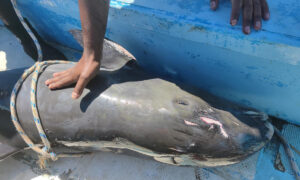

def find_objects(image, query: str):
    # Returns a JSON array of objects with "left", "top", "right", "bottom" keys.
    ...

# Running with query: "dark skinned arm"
[
  {"left": 45, "top": 0, "right": 110, "bottom": 99},
  {"left": 210, "top": 0, "right": 270, "bottom": 34}
]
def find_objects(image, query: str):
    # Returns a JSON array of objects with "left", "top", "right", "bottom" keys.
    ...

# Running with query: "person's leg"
[{"left": 45, "top": 0, "right": 110, "bottom": 99}]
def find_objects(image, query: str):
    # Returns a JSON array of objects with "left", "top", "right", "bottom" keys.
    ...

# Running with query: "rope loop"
[{"left": 10, "top": 60, "right": 74, "bottom": 161}]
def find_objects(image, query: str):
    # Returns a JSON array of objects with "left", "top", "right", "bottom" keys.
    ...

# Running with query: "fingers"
[
  {"left": 230, "top": 0, "right": 242, "bottom": 26},
  {"left": 53, "top": 70, "right": 68, "bottom": 77},
  {"left": 45, "top": 70, "right": 70, "bottom": 86},
  {"left": 210, "top": 0, "right": 219, "bottom": 11},
  {"left": 47, "top": 76, "right": 75, "bottom": 90},
  {"left": 260, "top": 0, "right": 270, "bottom": 20},
  {"left": 230, "top": 0, "right": 269, "bottom": 34},
  {"left": 45, "top": 69, "right": 69, "bottom": 86},
  {"left": 72, "top": 75, "right": 90, "bottom": 99},
  {"left": 46, "top": 68, "right": 75, "bottom": 88},
  {"left": 45, "top": 76, "right": 61, "bottom": 86},
  {"left": 242, "top": 0, "right": 253, "bottom": 34},
  {"left": 253, "top": 0, "right": 262, "bottom": 30}
]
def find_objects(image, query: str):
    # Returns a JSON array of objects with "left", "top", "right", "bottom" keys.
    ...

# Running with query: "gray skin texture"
[{"left": 0, "top": 40, "right": 273, "bottom": 167}]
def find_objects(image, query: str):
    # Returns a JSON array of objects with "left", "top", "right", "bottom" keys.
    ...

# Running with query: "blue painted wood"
[
  {"left": 16, "top": 0, "right": 300, "bottom": 125},
  {"left": 255, "top": 140, "right": 295, "bottom": 180},
  {"left": 278, "top": 124, "right": 300, "bottom": 177}
]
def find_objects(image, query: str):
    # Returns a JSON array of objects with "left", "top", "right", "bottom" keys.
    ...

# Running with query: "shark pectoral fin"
[{"left": 0, "top": 142, "right": 23, "bottom": 161}]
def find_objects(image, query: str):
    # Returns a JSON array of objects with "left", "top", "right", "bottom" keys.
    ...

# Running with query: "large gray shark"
[{"left": 0, "top": 39, "right": 273, "bottom": 167}]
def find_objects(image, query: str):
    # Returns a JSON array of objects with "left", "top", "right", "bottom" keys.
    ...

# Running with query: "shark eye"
[{"left": 174, "top": 98, "right": 189, "bottom": 106}]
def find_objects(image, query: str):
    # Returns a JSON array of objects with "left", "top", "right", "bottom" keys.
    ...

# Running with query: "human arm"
[{"left": 45, "top": 0, "right": 110, "bottom": 99}]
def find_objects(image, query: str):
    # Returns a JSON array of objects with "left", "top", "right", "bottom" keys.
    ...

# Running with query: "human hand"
[
  {"left": 210, "top": 0, "right": 270, "bottom": 34},
  {"left": 45, "top": 57, "right": 100, "bottom": 99}
]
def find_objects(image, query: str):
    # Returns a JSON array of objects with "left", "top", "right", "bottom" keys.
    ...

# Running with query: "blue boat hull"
[{"left": 16, "top": 0, "right": 300, "bottom": 124}]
